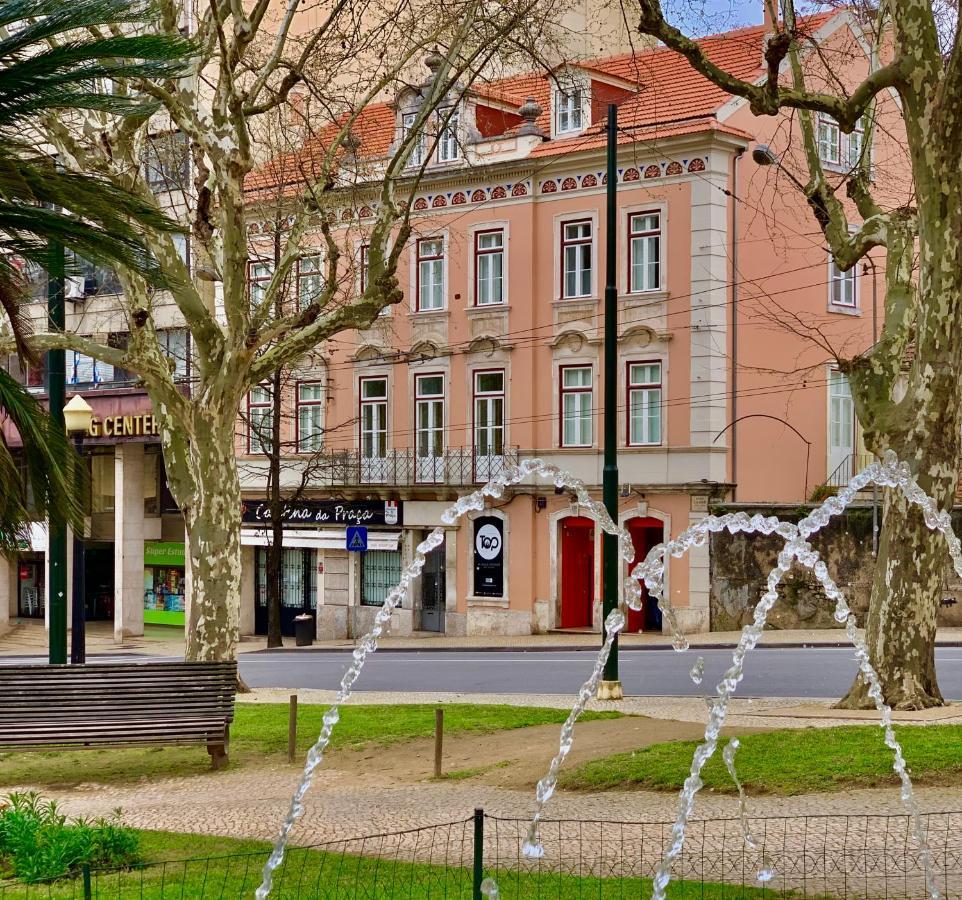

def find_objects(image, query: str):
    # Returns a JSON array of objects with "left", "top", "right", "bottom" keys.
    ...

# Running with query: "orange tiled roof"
[{"left": 246, "top": 13, "right": 837, "bottom": 194}]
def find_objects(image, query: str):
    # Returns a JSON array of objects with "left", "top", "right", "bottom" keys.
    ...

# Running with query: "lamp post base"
[{"left": 596, "top": 679, "right": 624, "bottom": 701}]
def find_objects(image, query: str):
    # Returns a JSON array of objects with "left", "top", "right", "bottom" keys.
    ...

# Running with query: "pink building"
[{"left": 237, "top": 8, "right": 910, "bottom": 640}]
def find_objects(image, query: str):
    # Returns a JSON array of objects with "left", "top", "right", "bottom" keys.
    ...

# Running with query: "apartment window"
[
  {"left": 475, "top": 229, "right": 504, "bottom": 305},
  {"left": 560, "top": 366, "right": 592, "bottom": 447},
  {"left": 144, "top": 132, "right": 189, "bottom": 190},
  {"left": 415, "top": 374, "right": 445, "bottom": 482},
  {"left": 157, "top": 328, "right": 190, "bottom": 381},
  {"left": 247, "top": 385, "right": 273, "bottom": 454},
  {"left": 298, "top": 254, "right": 323, "bottom": 310},
  {"left": 555, "top": 89, "right": 583, "bottom": 134},
  {"left": 828, "top": 370, "right": 855, "bottom": 477},
  {"left": 473, "top": 370, "right": 504, "bottom": 479},
  {"left": 359, "top": 243, "right": 370, "bottom": 294},
  {"left": 437, "top": 107, "right": 460, "bottom": 162},
  {"left": 359, "top": 377, "right": 388, "bottom": 480},
  {"left": 829, "top": 256, "right": 857, "bottom": 309},
  {"left": 67, "top": 350, "right": 112, "bottom": 386},
  {"left": 416, "top": 238, "right": 445, "bottom": 311},
  {"left": 628, "top": 212, "right": 661, "bottom": 292},
  {"left": 297, "top": 382, "right": 324, "bottom": 453},
  {"left": 627, "top": 362, "right": 662, "bottom": 446},
  {"left": 561, "top": 220, "right": 592, "bottom": 299},
  {"left": 248, "top": 260, "right": 273, "bottom": 307},
  {"left": 818, "top": 114, "right": 867, "bottom": 167},
  {"left": 401, "top": 112, "right": 426, "bottom": 167},
  {"left": 361, "top": 549, "right": 402, "bottom": 606}
]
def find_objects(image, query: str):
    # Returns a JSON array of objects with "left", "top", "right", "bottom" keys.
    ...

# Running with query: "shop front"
[{"left": 143, "top": 541, "right": 186, "bottom": 626}]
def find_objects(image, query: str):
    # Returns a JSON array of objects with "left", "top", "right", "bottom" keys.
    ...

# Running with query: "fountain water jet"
[{"left": 257, "top": 451, "right": 958, "bottom": 900}]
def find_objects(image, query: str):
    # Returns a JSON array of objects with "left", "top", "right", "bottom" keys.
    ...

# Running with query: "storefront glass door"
[{"left": 254, "top": 547, "right": 317, "bottom": 636}]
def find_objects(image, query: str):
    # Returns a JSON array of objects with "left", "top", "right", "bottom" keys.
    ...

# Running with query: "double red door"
[{"left": 560, "top": 517, "right": 594, "bottom": 628}]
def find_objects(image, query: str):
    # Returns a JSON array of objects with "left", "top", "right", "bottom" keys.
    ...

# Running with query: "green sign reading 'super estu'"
[{"left": 144, "top": 541, "right": 185, "bottom": 567}]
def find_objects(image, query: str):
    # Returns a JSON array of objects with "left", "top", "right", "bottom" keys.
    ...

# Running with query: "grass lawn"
[
  {"left": 0, "top": 829, "right": 780, "bottom": 898},
  {"left": 560, "top": 724, "right": 962, "bottom": 795},
  {"left": 0, "top": 704, "right": 620, "bottom": 789}
]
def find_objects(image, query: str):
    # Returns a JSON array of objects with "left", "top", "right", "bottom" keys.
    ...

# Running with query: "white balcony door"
[
  {"left": 828, "top": 371, "right": 855, "bottom": 481},
  {"left": 360, "top": 378, "right": 388, "bottom": 483},
  {"left": 416, "top": 374, "right": 445, "bottom": 483},
  {"left": 474, "top": 371, "right": 504, "bottom": 481}
]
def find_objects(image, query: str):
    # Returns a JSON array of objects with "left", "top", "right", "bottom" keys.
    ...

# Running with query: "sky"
[{"left": 664, "top": 0, "right": 823, "bottom": 36}]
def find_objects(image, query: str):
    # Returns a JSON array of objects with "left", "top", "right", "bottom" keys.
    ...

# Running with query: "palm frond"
[{"left": 0, "top": 369, "right": 82, "bottom": 551}]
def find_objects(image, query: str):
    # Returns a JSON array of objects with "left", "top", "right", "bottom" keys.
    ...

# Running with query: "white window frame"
[
  {"left": 473, "top": 369, "right": 505, "bottom": 481},
  {"left": 416, "top": 237, "right": 446, "bottom": 311},
  {"left": 296, "top": 381, "right": 325, "bottom": 453},
  {"left": 474, "top": 228, "right": 505, "bottom": 306},
  {"left": 359, "top": 376, "right": 388, "bottom": 481},
  {"left": 829, "top": 254, "right": 858, "bottom": 310},
  {"left": 561, "top": 219, "right": 593, "bottom": 299},
  {"left": 247, "top": 384, "right": 273, "bottom": 455},
  {"left": 627, "top": 361, "right": 663, "bottom": 447},
  {"left": 415, "top": 373, "right": 445, "bottom": 482},
  {"left": 560, "top": 365, "right": 593, "bottom": 448},
  {"left": 401, "top": 111, "right": 426, "bottom": 167},
  {"left": 437, "top": 107, "right": 460, "bottom": 162},
  {"left": 554, "top": 86, "right": 585, "bottom": 136},
  {"left": 628, "top": 211, "right": 662, "bottom": 294},
  {"left": 297, "top": 253, "right": 324, "bottom": 310}
]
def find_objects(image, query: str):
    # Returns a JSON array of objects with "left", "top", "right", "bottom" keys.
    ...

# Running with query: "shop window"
[
  {"left": 361, "top": 549, "right": 402, "bottom": 606},
  {"left": 256, "top": 547, "right": 317, "bottom": 609},
  {"left": 89, "top": 452, "right": 115, "bottom": 513},
  {"left": 143, "top": 541, "right": 186, "bottom": 625}
]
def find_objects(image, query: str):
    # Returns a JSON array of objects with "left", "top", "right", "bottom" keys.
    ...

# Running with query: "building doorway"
[
  {"left": 420, "top": 534, "right": 446, "bottom": 632},
  {"left": 560, "top": 516, "right": 594, "bottom": 628},
  {"left": 254, "top": 547, "right": 317, "bottom": 637},
  {"left": 625, "top": 516, "right": 664, "bottom": 632},
  {"left": 84, "top": 545, "right": 114, "bottom": 621},
  {"left": 17, "top": 555, "right": 44, "bottom": 619}
]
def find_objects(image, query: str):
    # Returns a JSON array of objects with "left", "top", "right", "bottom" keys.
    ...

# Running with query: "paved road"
[
  {"left": 7, "top": 648, "right": 962, "bottom": 699},
  {"left": 233, "top": 647, "right": 962, "bottom": 699}
]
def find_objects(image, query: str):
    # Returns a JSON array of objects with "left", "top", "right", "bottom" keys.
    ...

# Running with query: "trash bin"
[{"left": 294, "top": 614, "right": 314, "bottom": 647}]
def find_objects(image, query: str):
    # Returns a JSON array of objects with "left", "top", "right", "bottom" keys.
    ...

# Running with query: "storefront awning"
[{"left": 240, "top": 528, "right": 401, "bottom": 551}]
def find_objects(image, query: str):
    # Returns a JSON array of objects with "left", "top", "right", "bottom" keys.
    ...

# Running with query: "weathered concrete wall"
[{"left": 709, "top": 505, "right": 962, "bottom": 631}]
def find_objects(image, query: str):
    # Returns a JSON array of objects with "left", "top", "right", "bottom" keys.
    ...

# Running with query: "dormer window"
[
  {"left": 818, "top": 113, "right": 867, "bottom": 168},
  {"left": 555, "top": 88, "right": 584, "bottom": 135},
  {"left": 437, "top": 107, "right": 460, "bottom": 162},
  {"left": 401, "top": 112, "right": 426, "bottom": 167}
]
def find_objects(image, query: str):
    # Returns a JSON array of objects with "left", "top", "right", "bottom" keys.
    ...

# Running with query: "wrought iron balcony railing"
[{"left": 299, "top": 447, "right": 520, "bottom": 488}]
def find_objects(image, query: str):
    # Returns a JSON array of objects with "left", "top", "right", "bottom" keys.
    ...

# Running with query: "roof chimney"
[{"left": 763, "top": 0, "right": 780, "bottom": 32}]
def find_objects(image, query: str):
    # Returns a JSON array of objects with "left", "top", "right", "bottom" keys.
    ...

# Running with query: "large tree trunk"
[
  {"left": 838, "top": 490, "right": 946, "bottom": 709},
  {"left": 184, "top": 416, "right": 243, "bottom": 661}
]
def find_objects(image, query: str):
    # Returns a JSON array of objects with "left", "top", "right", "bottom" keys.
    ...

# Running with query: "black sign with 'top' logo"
[{"left": 473, "top": 516, "right": 504, "bottom": 597}]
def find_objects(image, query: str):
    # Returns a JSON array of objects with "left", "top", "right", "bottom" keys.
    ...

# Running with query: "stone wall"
[{"left": 709, "top": 505, "right": 962, "bottom": 631}]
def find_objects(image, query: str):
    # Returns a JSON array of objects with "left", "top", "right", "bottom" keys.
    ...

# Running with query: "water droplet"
[
  {"left": 480, "top": 878, "right": 501, "bottom": 897},
  {"left": 689, "top": 657, "right": 704, "bottom": 685},
  {"left": 756, "top": 864, "right": 774, "bottom": 883},
  {"left": 522, "top": 840, "right": 545, "bottom": 859}
]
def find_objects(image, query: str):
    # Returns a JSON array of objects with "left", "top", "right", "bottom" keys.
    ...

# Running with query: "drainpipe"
[{"left": 730, "top": 148, "right": 744, "bottom": 501}]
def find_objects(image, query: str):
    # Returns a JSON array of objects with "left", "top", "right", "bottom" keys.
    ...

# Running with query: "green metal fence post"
[
  {"left": 82, "top": 863, "right": 92, "bottom": 899},
  {"left": 473, "top": 807, "right": 484, "bottom": 899}
]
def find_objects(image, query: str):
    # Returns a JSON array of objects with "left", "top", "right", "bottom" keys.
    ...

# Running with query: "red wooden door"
[
  {"left": 626, "top": 517, "right": 664, "bottom": 632},
  {"left": 560, "top": 517, "right": 594, "bottom": 628}
]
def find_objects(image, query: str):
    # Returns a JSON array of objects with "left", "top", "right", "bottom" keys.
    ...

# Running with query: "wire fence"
[{"left": 3, "top": 810, "right": 962, "bottom": 898}]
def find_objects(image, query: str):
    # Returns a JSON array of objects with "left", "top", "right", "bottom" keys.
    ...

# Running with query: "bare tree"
[
  {"left": 29, "top": 0, "right": 573, "bottom": 661},
  {"left": 629, "top": 0, "right": 961, "bottom": 709}
]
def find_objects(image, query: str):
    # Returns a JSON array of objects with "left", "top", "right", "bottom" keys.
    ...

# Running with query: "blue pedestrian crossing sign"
[{"left": 346, "top": 526, "right": 368, "bottom": 552}]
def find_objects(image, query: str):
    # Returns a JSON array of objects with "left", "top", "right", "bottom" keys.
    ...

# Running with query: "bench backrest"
[{"left": 0, "top": 661, "right": 238, "bottom": 724}]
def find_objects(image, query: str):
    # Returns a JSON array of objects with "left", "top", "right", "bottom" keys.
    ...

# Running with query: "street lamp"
[
  {"left": 751, "top": 144, "right": 808, "bottom": 193},
  {"left": 64, "top": 394, "right": 93, "bottom": 665}
]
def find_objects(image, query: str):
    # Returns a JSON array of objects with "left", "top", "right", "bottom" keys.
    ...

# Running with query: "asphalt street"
[{"left": 233, "top": 647, "right": 962, "bottom": 699}]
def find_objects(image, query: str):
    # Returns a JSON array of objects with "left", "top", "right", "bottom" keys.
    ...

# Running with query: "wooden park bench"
[{"left": 0, "top": 660, "right": 237, "bottom": 769}]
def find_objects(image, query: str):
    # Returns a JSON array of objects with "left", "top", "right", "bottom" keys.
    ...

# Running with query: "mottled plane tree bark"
[
  {"left": 32, "top": 0, "right": 559, "bottom": 661},
  {"left": 631, "top": 0, "right": 962, "bottom": 708}
]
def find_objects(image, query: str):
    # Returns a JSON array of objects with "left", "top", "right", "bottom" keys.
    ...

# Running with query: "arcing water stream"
[{"left": 257, "top": 451, "right": 960, "bottom": 899}]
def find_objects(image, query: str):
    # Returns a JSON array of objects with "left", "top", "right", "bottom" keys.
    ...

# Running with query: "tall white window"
[
  {"left": 297, "top": 382, "right": 324, "bottom": 453},
  {"left": 359, "top": 377, "right": 388, "bottom": 481},
  {"left": 828, "top": 370, "right": 855, "bottom": 478},
  {"left": 818, "top": 113, "right": 867, "bottom": 167},
  {"left": 629, "top": 212, "right": 661, "bottom": 293},
  {"left": 829, "top": 255, "right": 857, "bottom": 308},
  {"left": 298, "top": 254, "right": 323, "bottom": 310},
  {"left": 560, "top": 366, "right": 592, "bottom": 447},
  {"left": 248, "top": 260, "right": 273, "bottom": 307},
  {"left": 561, "top": 220, "right": 592, "bottom": 299},
  {"left": 415, "top": 374, "right": 445, "bottom": 482},
  {"left": 417, "top": 238, "right": 445, "bottom": 311},
  {"left": 847, "top": 117, "right": 866, "bottom": 167},
  {"left": 437, "top": 107, "right": 459, "bottom": 162},
  {"left": 248, "top": 385, "right": 273, "bottom": 454},
  {"left": 555, "top": 89, "right": 583, "bottom": 134},
  {"left": 474, "top": 370, "right": 505, "bottom": 480},
  {"left": 475, "top": 230, "right": 504, "bottom": 305},
  {"left": 628, "top": 362, "right": 662, "bottom": 446},
  {"left": 401, "top": 112, "right": 426, "bottom": 167}
]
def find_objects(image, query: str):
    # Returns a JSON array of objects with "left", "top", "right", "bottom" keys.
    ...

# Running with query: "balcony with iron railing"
[
  {"left": 825, "top": 451, "right": 876, "bottom": 489},
  {"left": 282, "top": 446, "right": 521, "bottom": 488}
]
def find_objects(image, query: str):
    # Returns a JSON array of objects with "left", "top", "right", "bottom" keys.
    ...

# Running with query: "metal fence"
[{"left": 3, "top": 810, "right": 962, "bottom": 898}]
